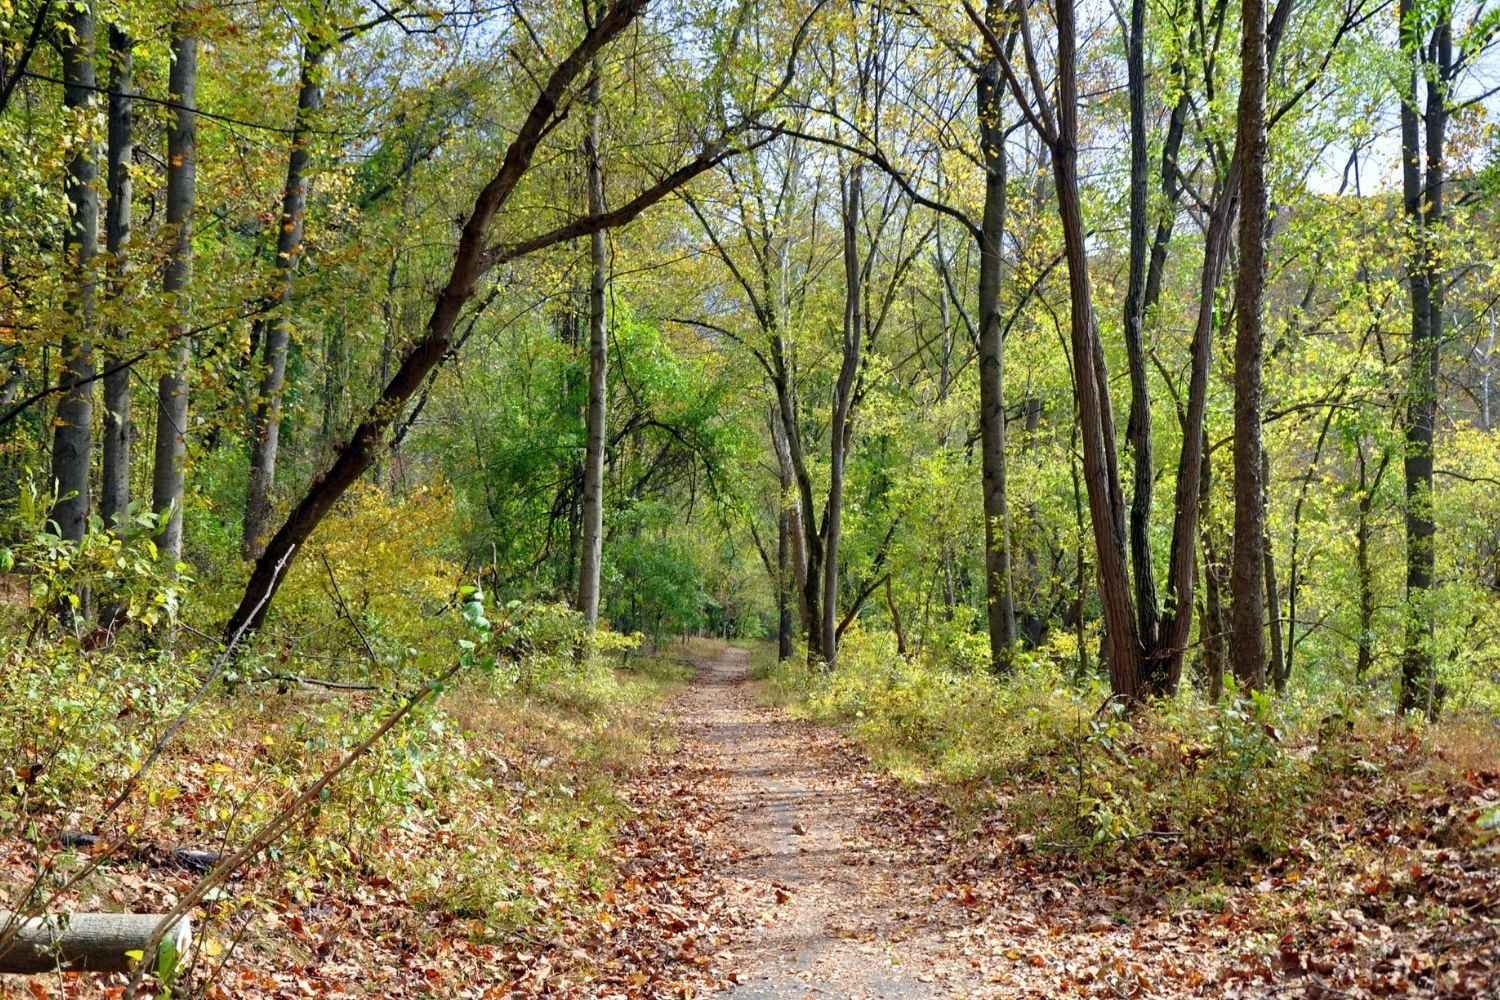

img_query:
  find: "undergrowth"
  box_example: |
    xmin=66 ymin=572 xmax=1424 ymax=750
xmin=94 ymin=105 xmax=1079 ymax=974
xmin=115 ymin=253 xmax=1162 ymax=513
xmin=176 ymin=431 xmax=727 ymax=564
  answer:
xmin=753 ymin=629 xmax=1499 ymax=866
xmin=0 ymin=484 xmax=691 ymax=973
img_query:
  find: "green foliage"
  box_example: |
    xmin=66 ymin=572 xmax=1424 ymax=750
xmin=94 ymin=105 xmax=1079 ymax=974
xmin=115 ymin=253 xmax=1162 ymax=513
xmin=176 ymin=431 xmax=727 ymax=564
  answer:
xmin=3 ymin=480 xmax=185 ymax=633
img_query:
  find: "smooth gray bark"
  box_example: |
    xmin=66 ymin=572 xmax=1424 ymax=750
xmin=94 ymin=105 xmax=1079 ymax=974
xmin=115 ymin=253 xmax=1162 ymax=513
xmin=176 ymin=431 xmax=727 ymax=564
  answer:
xmin=49 ymin=0 xmax=98 ymax=545
xmin=151 ymin=29 xmax=197 ymax=564
xmin=100 ymin=25 xmax=133 ymax=532
xmin=244 ymin=44 xmax=323 ymax=560
xmin=576 ymin=65 xmax=607 ymax=628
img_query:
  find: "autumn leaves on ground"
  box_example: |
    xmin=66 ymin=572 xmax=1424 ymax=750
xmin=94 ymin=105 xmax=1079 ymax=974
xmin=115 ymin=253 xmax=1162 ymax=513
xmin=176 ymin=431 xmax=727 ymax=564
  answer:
xmin=2 ymin=639 xmax=1495 ymax=999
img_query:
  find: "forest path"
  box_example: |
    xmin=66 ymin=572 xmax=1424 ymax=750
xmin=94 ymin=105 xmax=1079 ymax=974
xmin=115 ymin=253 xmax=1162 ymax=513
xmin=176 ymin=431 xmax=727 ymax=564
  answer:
xmin=677 ymin=644 xmax=983 ymax=1000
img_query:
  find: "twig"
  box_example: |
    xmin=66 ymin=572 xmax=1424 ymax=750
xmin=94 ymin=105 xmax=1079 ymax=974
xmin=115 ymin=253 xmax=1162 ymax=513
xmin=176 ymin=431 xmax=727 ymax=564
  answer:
xmin=258 ymin=672 xmax=381 ymax=692
xmin=320 ymin=552 xmax=379 ymax=665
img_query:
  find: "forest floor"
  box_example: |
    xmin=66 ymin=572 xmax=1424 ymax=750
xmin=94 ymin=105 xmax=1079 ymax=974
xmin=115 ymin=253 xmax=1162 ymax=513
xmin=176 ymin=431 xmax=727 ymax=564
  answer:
xmin=2 ymin=641 xmax=1497 ymax=998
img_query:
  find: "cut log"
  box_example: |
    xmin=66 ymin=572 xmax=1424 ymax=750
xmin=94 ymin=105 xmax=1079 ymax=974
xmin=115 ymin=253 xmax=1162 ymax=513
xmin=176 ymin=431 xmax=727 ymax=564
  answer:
xmin=0 ymin=912 xmax=190 ymax=974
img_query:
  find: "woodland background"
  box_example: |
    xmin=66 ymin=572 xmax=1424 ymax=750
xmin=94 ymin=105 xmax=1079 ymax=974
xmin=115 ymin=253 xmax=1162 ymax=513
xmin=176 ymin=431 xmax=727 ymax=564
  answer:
xmin=0 ymin=0 xmax=1498 ymax=995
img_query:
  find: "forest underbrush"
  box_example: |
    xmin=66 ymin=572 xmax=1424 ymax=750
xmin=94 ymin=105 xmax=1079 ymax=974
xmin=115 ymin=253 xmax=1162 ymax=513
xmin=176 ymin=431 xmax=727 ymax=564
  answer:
xmin=754 ymin=632 xmax=1500 ymax=994
xmin=0 ymin=489 xmax=710 ymax=998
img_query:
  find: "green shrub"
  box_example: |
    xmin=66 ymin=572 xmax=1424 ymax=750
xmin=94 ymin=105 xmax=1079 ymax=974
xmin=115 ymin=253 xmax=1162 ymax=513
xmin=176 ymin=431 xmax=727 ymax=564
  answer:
xmin=759 ymin=630 xmax=1339 ymax=862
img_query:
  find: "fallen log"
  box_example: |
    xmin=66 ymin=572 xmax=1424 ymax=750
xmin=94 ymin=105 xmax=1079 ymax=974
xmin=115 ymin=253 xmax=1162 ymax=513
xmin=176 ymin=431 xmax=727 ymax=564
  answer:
xmin=59 ymin=830 xmax=223 ymax=873
xmin=0 ymin=912 xmax=190 ymax=973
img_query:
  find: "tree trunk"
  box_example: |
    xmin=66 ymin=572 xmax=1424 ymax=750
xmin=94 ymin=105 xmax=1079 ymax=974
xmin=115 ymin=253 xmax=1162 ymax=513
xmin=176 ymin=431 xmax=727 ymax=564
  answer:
xmin=1229 ymin=0 xmax=1269 ymax=691
xmin=1051 ymin=0 xmax=1141 ymax=699
xmin=100 ymin=25 xmax=133 ymax=534
xmin=777 ymin=496 xmax=793 ymax=659
xmin=1355 ymin=441 xmax=1388 ymax=680
xmin=1198 ymin=443 xmax=1227 ymax=701
xmin=151 ymin=28 xmax=197 ymax=564
xmin=1147 ymin=0 xmax=1293 ymax=694
xmin=49 ymin=0 xmax=98 ymax=546
xmin=576 ymin=63 xmax=607 ymax=628
xmin=1264 ymin=449 xmax=1285 ymax=692
xmin=885 ymin=574 xmax=906 ymax=657
xmin=244 ymin=44 xmax=323 ymax=560
xmin=1121 ymin=0 xmax=1159 ymax=659
xmin=770 ymin=405 xmax=810 ymax=639
xmin=821 ymin=164 xmax=863 ymax=668
xmin=976 ymin=55 xmax=1016 ymax=670
xmin=1398 ymin=0 xmax=1448 ymax=716
xmin=224 ymin=1 xmax=667 ymax=639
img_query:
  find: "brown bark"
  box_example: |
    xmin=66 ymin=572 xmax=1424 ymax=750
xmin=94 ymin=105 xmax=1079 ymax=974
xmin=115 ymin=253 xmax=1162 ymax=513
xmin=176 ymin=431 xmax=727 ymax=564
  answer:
xmin=1051 ymin=0 xmax=1142 ymax=699
xmin=1229 ymin=0 xmax=1270 ymax=691
xmin=224 ymin=1 xmax=729 ymax=638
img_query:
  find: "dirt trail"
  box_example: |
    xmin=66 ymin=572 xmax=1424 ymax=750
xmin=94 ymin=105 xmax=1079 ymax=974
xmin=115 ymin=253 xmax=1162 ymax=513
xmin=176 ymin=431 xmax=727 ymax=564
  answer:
xmin=676 ymin=645 xmax=980 ymax=999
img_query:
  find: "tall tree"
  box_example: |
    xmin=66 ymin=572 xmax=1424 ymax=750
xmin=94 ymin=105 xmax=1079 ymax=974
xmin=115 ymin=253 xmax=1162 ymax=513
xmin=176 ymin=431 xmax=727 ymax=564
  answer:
xmin=151 ymin=20 xmax=198 ymax=563
xmin=576 ymin=54 xmax=608 ymax=628
xmin=821 ymin=160 xmax=863 ymax=665
xmin=1396 ymin=0 xmax=1451 ymax=714
xmin=49 ymin=0 xmax=98 ymax=545
xmin=243 ymin=39 xmax=324 ymax=559
xmin=1121 ymin=0 xmax=1157 ymax=658
xmin=100 ymin=24 xmax=133 ymax=533
xmin=1229 ymin=0 xmax=1270 ymax=690
xmin=975 ymin=33 xmax=1017 ymax=668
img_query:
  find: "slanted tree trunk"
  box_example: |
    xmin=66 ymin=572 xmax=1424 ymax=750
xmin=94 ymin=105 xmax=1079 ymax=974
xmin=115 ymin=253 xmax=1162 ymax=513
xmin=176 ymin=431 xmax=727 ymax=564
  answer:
xmin=225 ymin=0 xmax=725 ymax=638
xmin=1052 ymin=0 xmax=1141 ymax=699
xmin=49 ymin=0 xmax=98 ymax=547
xmin=576 ymin=62 xmax=607 ymax=628
xmin=1229 ymin=0 xmax=1270 ymax=691
xmin=244 ymin=43 xmax=323 ymax=560
xmin=100 ymin=25 xmax=133 ymax=534
xmin=151 ymin=27 xmax=197 ymax=564
xmin=976 ymin=53 xmax=1016 ymax=670
xmin=1398 ymin=0 xmax=1449 ymax=715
